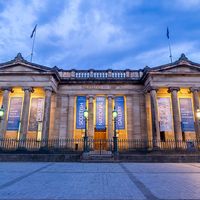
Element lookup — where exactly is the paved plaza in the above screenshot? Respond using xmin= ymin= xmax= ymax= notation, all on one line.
xmin=0 ymin=162 xmax=200 ymax=200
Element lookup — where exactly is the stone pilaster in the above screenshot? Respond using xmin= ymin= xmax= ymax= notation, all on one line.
xmin=190 ymin=87 xmax=200 ymax=139
xmin=149 ymin=87 xmax=160 ymax=144
xmin=42 ymin=87 xmax=53 ymax=140
xmin=0 ymin=87 xmax=12 ymax=139
xmin=87 ymin=95 xmax=94 ymax=138
xmin=59 ymin=95 xmax=69 ymax=139
xmin=168 ymin=87 xmax=182 ymax=141
xmin=132 ymin=93 xmax=142 ymax=140
xmin=126 ymin=95 xmax=133 ymax=140
xmin=107 ymin=95 xmax=114 ymax=139
xmin=19 ymin=87 xmax=33 ymax=140
xmin=67 ymin=95 xmax=74 ymax=139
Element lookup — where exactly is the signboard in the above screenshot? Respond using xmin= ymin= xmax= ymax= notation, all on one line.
xmin=76 ymin=96 xmax=86 ymax=129
xmin=28 ymin=98 xmax=44 ymax=131
xmin=179 ymin=98 xmax=195 ymax=131
xmin=115 ymin=96 xmax=125 ymax=130
xmin=7 ymin=97 xmax=23 ymax=131
xmin=96 ymin=96 xmax=106 ymax=129
xmin=157 ymin=97 xmax=173 ymax=131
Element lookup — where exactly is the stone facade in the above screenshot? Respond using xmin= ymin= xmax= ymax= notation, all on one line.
xmin=0 ymin=53 xmax=200 ymax=144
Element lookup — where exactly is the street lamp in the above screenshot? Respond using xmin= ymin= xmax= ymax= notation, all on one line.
xmin=83 ymin=107 xmax=88 ymax=152
xmin=112 ymin=106 xmax=118 ymax=154
xmin=197 ymin=109 xmax=200 ymax=120
xmin=0 ymin=105 xmax=4 ymax=121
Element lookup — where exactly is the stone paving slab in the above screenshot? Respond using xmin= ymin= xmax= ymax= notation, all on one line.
xmin=0 ymin=162 xmax=200 ymax=200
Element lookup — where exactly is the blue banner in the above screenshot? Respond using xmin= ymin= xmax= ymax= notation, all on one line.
xmin=7 ymin=97 xmax=22 ymax=131
xmin=76 ymin=96 xmax=86 ymax=129
xmin=115 ymin=96 xmax=125 ymax=130
xmin=96 ymin=96 xmax=106 ymax=129
xmin=179 ymin=98 xmax=195 ymax=131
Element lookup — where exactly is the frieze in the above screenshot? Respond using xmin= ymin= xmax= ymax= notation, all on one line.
xmin=82 ymin=85 xmax=111 ymax=90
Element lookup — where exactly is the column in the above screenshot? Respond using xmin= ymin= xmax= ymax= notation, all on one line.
xmin=0 ymin=87 xmax=12 ymax=139
xmin=67 ymin=95 xmax=74 ymax=139
xmin=19 ymin=87 xmax=33 ymax=140
xmin=107 ymin=95 xmax=114 ymax=139
xmin=88 ymin=95 xmax=94 ymax=138
xmin=149 ymin=87 xmax=160 ymax=144
xmin=42 ymin=87 xmax=53 ymax=141
xmin=168 ymin=87 xmax=182 ymax=141
xmin=190 ymin=87 xmax=200 ymax=139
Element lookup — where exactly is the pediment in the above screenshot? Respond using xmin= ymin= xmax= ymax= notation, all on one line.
xmin=0 ymin=64 xmax=47 ymax=73
xmin=0 ymin=53 xmax=53 ymax=73
xmin=148 ymin=53 xmax=200 ymax=74
xmin=157 ymin=64 xmax=200 ymax=73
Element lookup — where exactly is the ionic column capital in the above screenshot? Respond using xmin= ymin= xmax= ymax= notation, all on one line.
xmin=189 ymin=87 xmax=199 ymax=93
xmin=87 ymin=95 xmax=95 ymax=102
xmin=1 ymin=87 xmax=13 ymax=93
xmin=168 ymin=87 xmax=180 ymax=93
xmin=22 ymin=87 xmax=34 ymax=93
xmin=146 ymin=86 xmax=159 ymax=93
xmin=107 ymin=95 xmax=114 ymax=99
xmin=44 ymin=86 xmax=53 ymax=92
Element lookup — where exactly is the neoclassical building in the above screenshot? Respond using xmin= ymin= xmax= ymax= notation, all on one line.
xmin=0 ymin=53 xmax=199 ymax=146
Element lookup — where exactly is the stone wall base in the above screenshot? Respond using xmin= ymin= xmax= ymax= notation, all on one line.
xmin=0 ymin=153 xmax=200 ymax=162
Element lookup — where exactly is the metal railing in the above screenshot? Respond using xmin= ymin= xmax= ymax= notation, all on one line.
xmin=0 ymin=139 xmax=200 ymax=153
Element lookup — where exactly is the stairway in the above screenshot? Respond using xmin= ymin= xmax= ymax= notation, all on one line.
xmin=81 ymin=150 xmax=116 ymax=162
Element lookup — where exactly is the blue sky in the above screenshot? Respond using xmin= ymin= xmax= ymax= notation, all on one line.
xmin=0 ymin=0 xmax=200 ymax=70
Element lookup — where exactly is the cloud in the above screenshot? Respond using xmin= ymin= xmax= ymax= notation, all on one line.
xmin=111 ymin=41 xmax=199 ymax=69
xmin=0 ymin=0 xmax=47 ymax=61
xmin=165 ymin=0 xmax=200 ymax=10
xmin=37 ymin=0 xmax=146 ymax=68
xmin=0 ymin=0 xmax=199 ymax=70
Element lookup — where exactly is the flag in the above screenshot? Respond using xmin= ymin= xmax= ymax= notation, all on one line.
xmin=166 ymin=27 xmax=169 ymax=39
xmin=30 ymin=24 xmax=37 ymax=38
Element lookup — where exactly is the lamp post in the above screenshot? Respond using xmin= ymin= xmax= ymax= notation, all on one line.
xmin=83 ymin=107 xmax=88 ymax=152
xmin=0 ymin=105 xmax=4 ymax=140
xmin=196 ymin=109 xmax=200 ymax=140
xmin=0 ymin=105 xmax=4 ymax=151
xmin=112 ymin=107 xmax=118 ymax=154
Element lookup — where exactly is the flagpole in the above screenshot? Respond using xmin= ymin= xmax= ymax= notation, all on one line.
xmin=30 ymin=26 xmax=37 ymax=62
xmin=166 ymin=27 xmax=173 ymax=63
xmin=168 ymin=37 xmax=173 ymax=63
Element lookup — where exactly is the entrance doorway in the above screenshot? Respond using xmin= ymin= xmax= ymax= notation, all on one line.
xmin=94 ymin=128 xmax=107 ymax=150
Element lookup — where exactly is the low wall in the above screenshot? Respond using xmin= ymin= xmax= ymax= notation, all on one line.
xmin=0 ymin=152 xmax=199 ymax=162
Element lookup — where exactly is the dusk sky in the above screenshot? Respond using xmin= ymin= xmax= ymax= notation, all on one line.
xmin=0 ymin=0 xmax=200 ymax=70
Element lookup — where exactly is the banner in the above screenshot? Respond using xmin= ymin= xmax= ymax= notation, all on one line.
xmin=76 ymin=96 xmax=86 ymax=129
xmin=28 ymin=98 xmax=44 ymax=131
xmin=96 ymin=96 xmax=106 ymax=129
xmin=179 ymin=98 xmax=195 ymax=131
xmin=115 ymin=96 xmax=125 ymax=130
xmin=157 ymin=97 xmax=173 ymax=131
xmin=7 ymin=97 xmax=23 ymax=130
